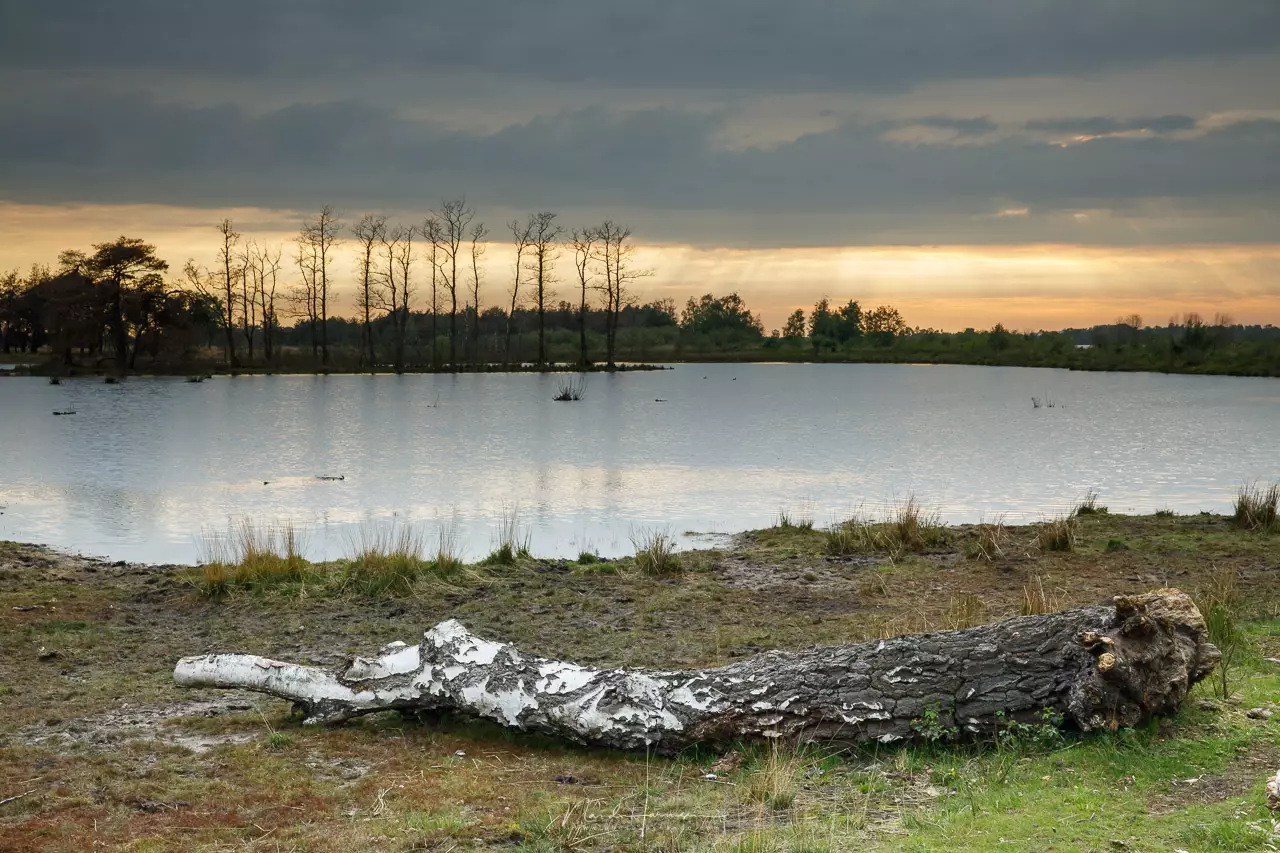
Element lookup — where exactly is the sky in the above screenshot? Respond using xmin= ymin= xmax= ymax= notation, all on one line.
xmin=1 ymin=1 xmax=1278 ymax=331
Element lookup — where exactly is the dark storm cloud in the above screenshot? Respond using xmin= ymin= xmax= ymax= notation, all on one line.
xmin=912 ymin=117 xmax=1000 ymax=137
xmin=1 ymin=1 xmax=1278 ymax=246
xmin=1 ymin=0 xmax=1278 ymax=92
xmin=1025 ymin=115 xmax=1200 ymax=135
xmin=2 ymin=89 xmax=1277 ymax=245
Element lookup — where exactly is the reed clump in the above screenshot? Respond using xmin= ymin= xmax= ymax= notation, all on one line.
xmin=1232 ymin=481 xmax=1279 ymax=533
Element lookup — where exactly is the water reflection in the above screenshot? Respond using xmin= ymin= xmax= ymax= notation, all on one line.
xmin=0 ymin=364 xmax=1276 ymax=564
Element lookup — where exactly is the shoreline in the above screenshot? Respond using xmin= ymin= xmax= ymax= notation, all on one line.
xmin=2 ymin=510 xmax=1278 ymax=850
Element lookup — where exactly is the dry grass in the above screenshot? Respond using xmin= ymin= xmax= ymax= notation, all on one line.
xmin=966 ymin=517 xmax=1010 ymax=561
xmin=632 ymin=528 xmax=682 ymax=575
xmin=1232 ymin=481 xmax=1279 ymax=532
xmin=943 ymin=592 xmax=988 ymax=630
xmin=1020 ymin=575 xmax=1064 ymax=615
xmin=742 ymin=742 xmax=808 ymax=812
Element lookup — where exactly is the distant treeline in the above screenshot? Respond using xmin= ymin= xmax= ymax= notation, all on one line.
xmin=2 ymin=222 xmax=1278 ymax=378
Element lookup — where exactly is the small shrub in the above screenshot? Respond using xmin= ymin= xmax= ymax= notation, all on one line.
xmin=1072 ymin=490 xmax=1107 ymax=516
xmin=632 ymin=528 xmax=682 ymax=575
xmin=1105 ymin=538 xmax=1128 ymax=552
xmin=1232 ymin=481 xmax=1279 ymax=532
xmin=996 ymin=708 xmax=1065 ymax=753
xmin=576 ymin=551 xmax=598 ymax=565
xmin=911 ymin=706 xmax=959 ymax=743
xmin=1035 ymin=515 xmax=1079 ymax=552
xmin=1155 ymin=507 xmax=1176 ymax=518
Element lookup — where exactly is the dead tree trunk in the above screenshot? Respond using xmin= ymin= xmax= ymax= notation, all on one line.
xmin=174 ymin=589 xmax=1217 ymax=754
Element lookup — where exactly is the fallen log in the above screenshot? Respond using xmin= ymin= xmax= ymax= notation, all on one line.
xmin=174 ymin=589 xmax=1218 ymax=753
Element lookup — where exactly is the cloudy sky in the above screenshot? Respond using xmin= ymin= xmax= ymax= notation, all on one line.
xmin=1 ymin=0 xmax=1279 ymax=329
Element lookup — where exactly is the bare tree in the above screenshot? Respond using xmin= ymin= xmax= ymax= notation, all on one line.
xmin=526 ymin=212 xmax=564 ymax=368
xmin=422 ymin=216 xmax=443 ymax=369
xmin=299 ymin=206 xmax=340 ymax=366
xmin=258 ymin=244 xmax=283 ymax=363
xmin=467 ymin=221 xmax=488 ymax=365
xmin=571 ymin=227 xmax=597 ymax=367
xmin=594 ymin=221 xmax=649 ymax=369
xmin=352 ymin=213 xmax=387 ymax=369
xmin=375 ymin=224 xmax=416 ymax=373
xmin=506 ymin=218 xmax=534 ymax=366
xmin=237 ymin=240 xmax=261 ymax=362
xmin=215 ymin=219 xmax=240 ymax=367
xmin=292 ymin=232 xmax=322 ymax=361
xmin=437 ymin=199 xmax=475 ymax=369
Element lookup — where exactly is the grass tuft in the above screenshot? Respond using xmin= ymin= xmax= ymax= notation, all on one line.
xmin=1231 ymin=481 xmax=1278 ymax=532
xmin=944 ymin=592 xmax=988 ymax=630
xmin=632 ymin=528 xmax=682 ymax=575
xmin=1035 ymin=514 xmax=1079 ymax=552
xmin=197 ymin=519 xmax=310 ymax=594
xmin=1072 ymin=490 xmax=1107 ymax=516
xmin=343 ymin=521 xmax=433 ymax=596
xmin=965 ymin=517 xmax=1009 ymax=561
xmin=742 ymin=742 xmax=806 ymax=812
xmin=483 ymin=501 xmax=532 ymax=565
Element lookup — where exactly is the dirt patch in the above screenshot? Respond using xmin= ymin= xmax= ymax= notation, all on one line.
xmin=714 ymin=550 xmax=884 ymax=591
xmin=1146 ymin=741 xmax=1280 ymax=815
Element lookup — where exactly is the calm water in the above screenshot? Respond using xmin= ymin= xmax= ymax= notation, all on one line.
xmin=1 ymin=364 xmax=1277 ymax=564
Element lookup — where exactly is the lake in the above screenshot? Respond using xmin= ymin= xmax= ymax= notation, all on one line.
xmin=1 ymin=364 xmax=1277 ymax=564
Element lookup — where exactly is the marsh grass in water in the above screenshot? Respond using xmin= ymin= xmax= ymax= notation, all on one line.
xmin=552 ymin=374 xmax=586 ymax=401
xmin=1232 ymin=481 xmax=1279 ymax=533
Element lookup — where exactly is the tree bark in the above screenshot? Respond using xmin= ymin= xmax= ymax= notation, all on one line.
xmin=174 ymin=589 xmax=1218 ymax=754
